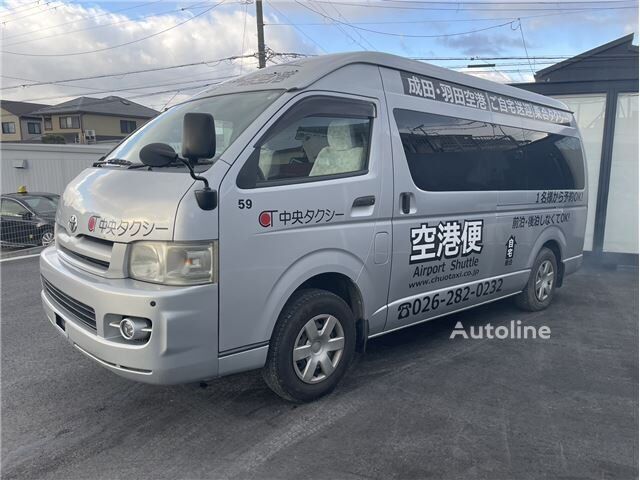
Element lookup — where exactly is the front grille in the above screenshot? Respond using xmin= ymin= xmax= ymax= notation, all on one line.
xmin=59 ymin=245 xmax=110 ymax=269
xmin=42 ymin=276 xmax=96 ymax=331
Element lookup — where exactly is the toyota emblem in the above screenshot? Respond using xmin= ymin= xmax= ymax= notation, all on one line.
xmin=68 ymin=215 xmax=78 ymax=234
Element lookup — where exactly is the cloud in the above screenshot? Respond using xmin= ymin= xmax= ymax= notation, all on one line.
xmin=436 ymin=31 xmax=523 ymax=56
xmin=0 ymin=0 xmax=311 ymax=109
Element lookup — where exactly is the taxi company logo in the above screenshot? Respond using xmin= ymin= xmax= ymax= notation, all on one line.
xmin=88 ymin=215 xmax=98 ymax=232
xmin=68 ymin=215 xmax=78 ymax=233
xmin=259 ymin=210 xmax=274 ymax=228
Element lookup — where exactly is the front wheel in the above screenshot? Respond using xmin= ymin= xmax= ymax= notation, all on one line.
xmin=515 ymin=247 xmax=558 ymax=311
xmin=40 ymin=228 xmax=54 ymax=247
xmin=263 ymin=289 xmax=356 ymax=402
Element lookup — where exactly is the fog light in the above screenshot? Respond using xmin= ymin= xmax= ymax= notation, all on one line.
xmin=119 ymin=317 xmax=151 ymax=341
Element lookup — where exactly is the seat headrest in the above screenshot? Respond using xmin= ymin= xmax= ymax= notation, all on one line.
xmin=327 ymin=119 xmax=356 ymax=150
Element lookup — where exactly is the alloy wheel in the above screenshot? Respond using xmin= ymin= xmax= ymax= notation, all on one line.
xmin=535 ymin=259 xmax=554 ymax=301
xmin=292 ymin=314 xmax=345 ymax=384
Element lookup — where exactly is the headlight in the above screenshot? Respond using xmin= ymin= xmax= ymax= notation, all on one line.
xmin=129 ymin=241 xmax=217 ymax=286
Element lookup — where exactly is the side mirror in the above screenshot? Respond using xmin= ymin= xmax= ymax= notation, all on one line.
xmin=182 ymin=113 xmax=216 ymax=161
xmin=139 ymin=143 xmax=177 ymax=167
xmin=21 ymin=211 xmax=33 ymax=220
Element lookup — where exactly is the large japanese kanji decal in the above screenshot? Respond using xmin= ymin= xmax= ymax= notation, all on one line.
xmin=399 ymin=71 xmax=572 ymax=126
xmin=410 ymin=219 xmax=483 ymax=264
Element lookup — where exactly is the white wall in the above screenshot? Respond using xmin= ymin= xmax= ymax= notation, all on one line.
xmin=603 ymin=93 xmax=639 ymax=254
xmin=553 ymin=94 xmax=607 ymax=251
xmin=0 ymin=143 xmax=113 ymax=195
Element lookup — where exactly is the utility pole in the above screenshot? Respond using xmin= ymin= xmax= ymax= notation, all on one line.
xmin=255 ymin=0 xmax=266 ymax=68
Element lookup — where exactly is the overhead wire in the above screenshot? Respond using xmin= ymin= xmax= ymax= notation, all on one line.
xmin=1 ymin=0 xmax=227 ymax=56
xmin=294 ymin=1 xmax=519 ymax=38
xmin=3 ymin=0 xmax=218 ymax=47
xmin=0 ymin=54 xmax=257 ymax=91
xmin=2 ymin=0 xmax=164 ymax=41
xmin=266 ymin=0 xmax=328 ymax=53
xmin=301 ymin=0 xmax=638 ymax=12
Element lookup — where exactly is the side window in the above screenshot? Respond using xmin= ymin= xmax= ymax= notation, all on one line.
xmin=393 ymin=109 xmax=497 ymax=191
xmin=393 ymin=108 xmax=585 ymax=192
xmin=1 ymin=199 xmax=29 ymax=217
xmin=520 ymin=130 xmax=585 ymax=190
xmin=238 ymin=97 xmax=374 ymax=188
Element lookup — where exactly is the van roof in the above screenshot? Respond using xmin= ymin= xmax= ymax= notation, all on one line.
xmin=191 ymin=52 xmax=570 ymax=112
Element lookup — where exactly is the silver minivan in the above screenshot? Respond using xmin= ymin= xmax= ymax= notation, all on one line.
xmin=40 ymin=53 xmax=587 ymax=402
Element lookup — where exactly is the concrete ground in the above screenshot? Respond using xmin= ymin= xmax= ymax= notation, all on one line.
xmin=1 ymin=257 xmax=638 ymax=480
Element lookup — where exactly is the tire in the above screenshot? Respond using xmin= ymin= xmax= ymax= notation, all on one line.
xmin=515 ymin=247 xmax=558 ymax=312
xmin=40 ymin=228 xmax=54 ymax=247
xmin=263 ymin=288 xmax=356 ymax=403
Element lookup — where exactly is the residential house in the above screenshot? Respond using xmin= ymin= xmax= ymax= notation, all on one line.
xmin=32 ymin=96 xmax=159 ymax=144
xmin=0 ymin=100 xmax=49 ymax=142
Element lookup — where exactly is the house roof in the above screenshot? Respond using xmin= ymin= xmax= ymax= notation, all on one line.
xmin=32 ymin=96 xmax=159 ymax=118
xmin=1 ymin=100 xmax=50 ymax=117
xmin=535 ymin=33 xmax=638 ymax=79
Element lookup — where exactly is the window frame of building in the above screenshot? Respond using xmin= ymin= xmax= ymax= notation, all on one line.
xmin=44 ymin=117 xmax=52 ymax=130
xmin=27 ymin=122 xmax=41 ymax=134
xmin=2 ymin=122 xmax=16 ymax=134
xmin=120 ymin=120 xmax=137 ymax=134
xmin=59 ymin=116 xmax=80 ymax=129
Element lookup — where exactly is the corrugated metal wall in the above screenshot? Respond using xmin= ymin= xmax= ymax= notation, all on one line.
xmin=1 ymin=143 xmax=113 ymax=194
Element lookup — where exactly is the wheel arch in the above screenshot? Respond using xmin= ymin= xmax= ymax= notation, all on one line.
xmin=528 ymin=226 xmax=566 ymax=287
xmin=260 ymin=249 xmax=373 ymax=352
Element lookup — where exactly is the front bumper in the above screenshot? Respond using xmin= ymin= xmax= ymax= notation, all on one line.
xmin=40 ymin=246 xmax=219 ymax=384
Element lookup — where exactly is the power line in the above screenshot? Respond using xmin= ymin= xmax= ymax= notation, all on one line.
xmin=302 ymin=1 xmax=638 ymax=12
xmin=3 ymin=0 xmax=216 ymax=47
xmin=0 ymin=0 xmax=54 ymax=18
xmin=1 ymin=0 xmax=227 ymax=56
xmin=295 ymin=2 xmax=519 ymax=38
xmin=515 ymin=18 xmax=536 ymax=75
xmin=2 ymin=0 xmax=164 ymax=41
xmin=266 ymin=0 xmax=328 ymax=53
xmin=0 ymin=0 xmax=73 ymax=24
xmin=377 ymin=0 xmax=632 ymax=4
xmin=325 ymin=0 xmax=377 ymax=50
xmin=306 ymin=0 xmax=368 ymax=50
xmin=0 ymin=54 xmax=256 ymax=91
xmin=240 ymin=0 xmax=249 ymax=73
xmin=15 ymin=72 xmax=241 ymax=103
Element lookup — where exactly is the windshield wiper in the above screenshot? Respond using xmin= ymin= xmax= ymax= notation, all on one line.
xmin=93 ymin=158 xmax=148 ymax=169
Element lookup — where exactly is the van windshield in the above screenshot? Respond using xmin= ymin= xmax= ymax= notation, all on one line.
xmin=105 ymin=90 xmax=283 ymax=167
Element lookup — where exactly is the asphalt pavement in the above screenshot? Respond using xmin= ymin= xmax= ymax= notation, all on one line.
xmin=1 ymin=256 xmax=638 ymax=480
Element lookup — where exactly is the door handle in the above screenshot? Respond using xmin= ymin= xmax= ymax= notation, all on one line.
xmin=400 ymin=192 xmax=411 ymax=214
xmin=352 ymin=195 xmax=376 ymax=208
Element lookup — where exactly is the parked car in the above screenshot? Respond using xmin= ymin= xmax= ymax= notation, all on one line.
xmin=1 ymin=192 xmax=59 ymax=247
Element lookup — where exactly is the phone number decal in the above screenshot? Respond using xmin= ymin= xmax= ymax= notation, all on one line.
xmin=397 ymin=279 xmax=503 ymax=321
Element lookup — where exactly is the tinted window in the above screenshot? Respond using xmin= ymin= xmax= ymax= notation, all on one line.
xmin=1 ymin=199 xmax=29 ymax=217
xmin=21 ymin=196 xmax=57 ymax=214
xmin=394 ymin=109 xmax=584 ymax=191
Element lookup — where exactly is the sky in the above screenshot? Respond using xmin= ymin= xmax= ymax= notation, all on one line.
xmin=0 ymin=0 xmax=638 ymax=110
